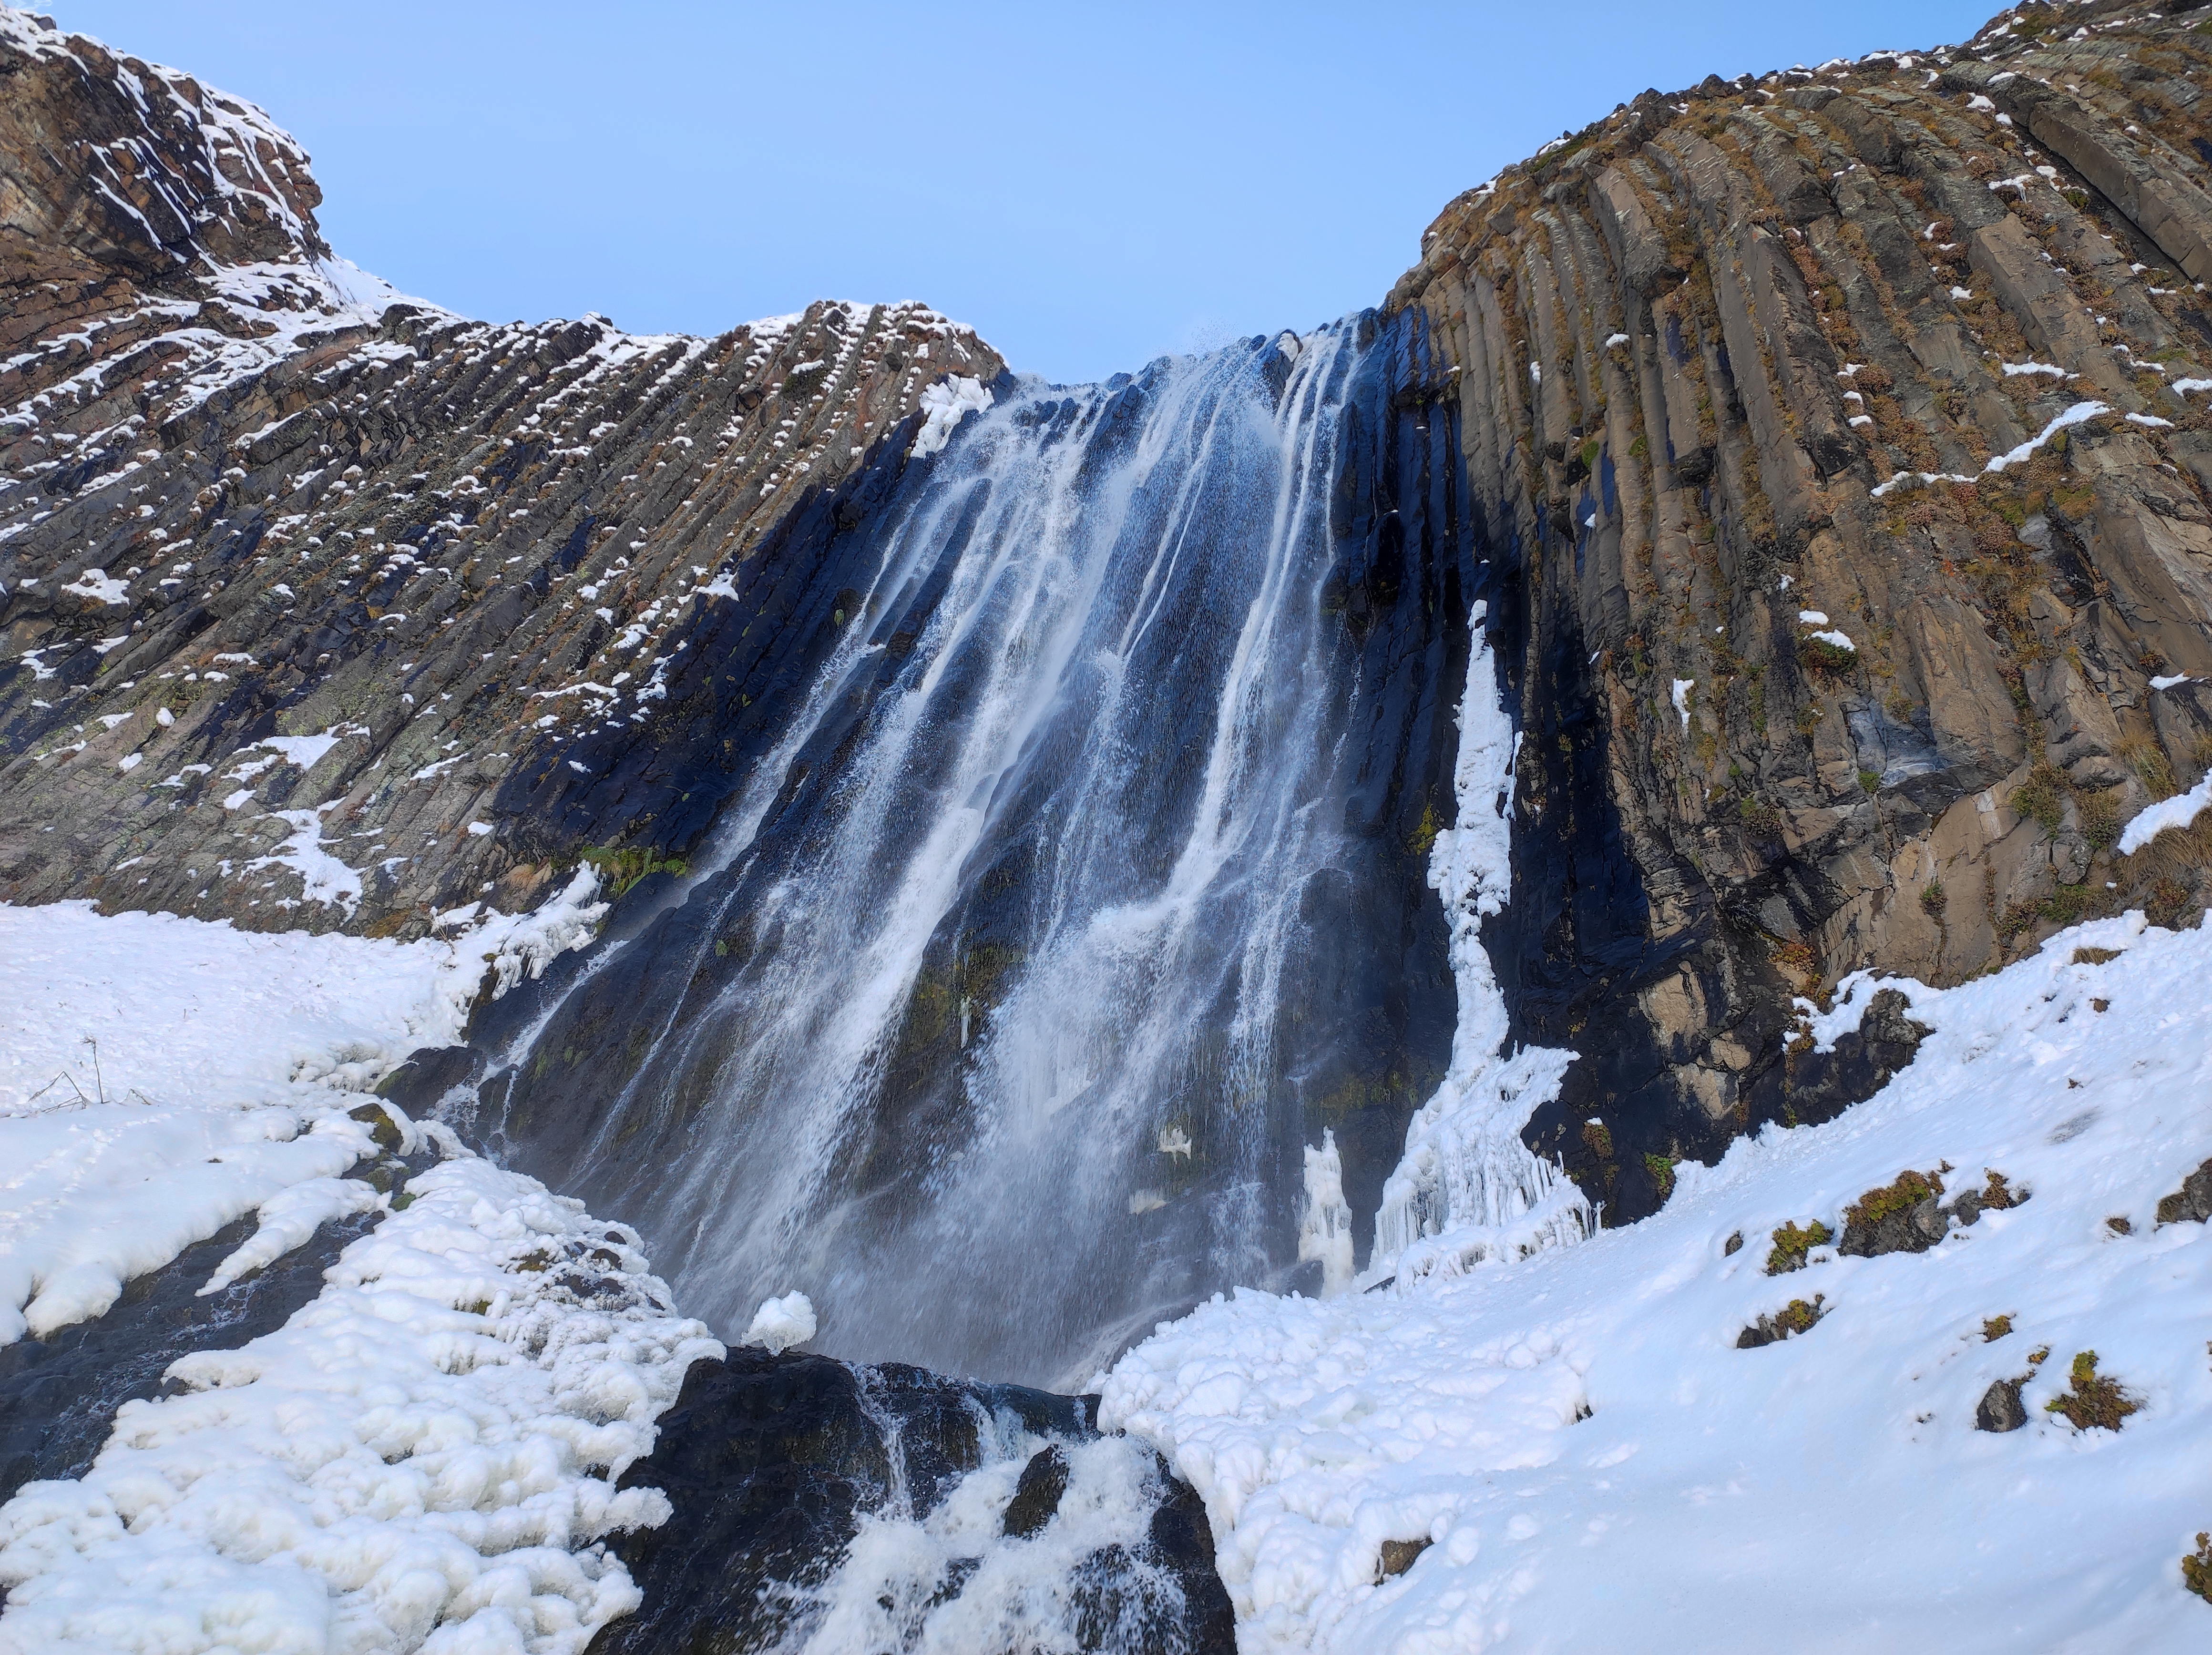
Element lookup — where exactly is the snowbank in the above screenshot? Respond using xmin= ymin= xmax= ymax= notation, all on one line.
xmin=1101 ymin=910 xmax=2212 ymax=1649
xmin=0 ymin=882 xmax=604 ymax=1346
xmin=0 ymin=1156 xmax=721 ymax=1655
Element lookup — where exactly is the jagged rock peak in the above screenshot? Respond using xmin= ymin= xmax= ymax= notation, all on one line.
xmin=0 ymin=6 xmax=1004 ymax=946
xmin=0 ymin=7 xmax=325 ymax=276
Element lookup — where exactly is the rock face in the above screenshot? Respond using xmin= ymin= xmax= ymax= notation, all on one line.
xmin=586 ymin=1349 xmax=1235 ymax=1655
xmin=1387 ymin=0 xmax=2212 ymax=1217
xmin=0 ymin=10 xmax=1002 ymax=946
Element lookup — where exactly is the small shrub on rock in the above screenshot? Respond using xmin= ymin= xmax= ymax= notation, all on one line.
xmin=1738 ymin=1296 xmax=1826 ymax=1349
xmin=1839 ymin=1168 xmax=1948 ymax=1256
xmin=1765 ymin=1219 xmax=1832 ymax=1274
xmin=2183 ymin=1534 xmax=2212 ymax=1604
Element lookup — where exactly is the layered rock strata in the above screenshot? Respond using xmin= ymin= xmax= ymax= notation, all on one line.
xmin=0 ymin=10 xmax=1001 ymax=940
xmin=1387 ymin=0 xmax=2212 ymax=1215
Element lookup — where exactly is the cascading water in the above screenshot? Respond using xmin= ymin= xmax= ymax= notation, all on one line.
xmin=485 ymin=313 xmax=1522 ymax=1385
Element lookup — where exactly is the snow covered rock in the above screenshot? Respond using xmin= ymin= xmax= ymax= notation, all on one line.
xmin=0 ymin=1155 xmax=721 ymax=1655
xmin=742 ymin=1289 xmax=816 ymax=1354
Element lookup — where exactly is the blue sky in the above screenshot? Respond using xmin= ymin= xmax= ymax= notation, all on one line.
xmin=57 ymin=2 xmax=1997 ymax=384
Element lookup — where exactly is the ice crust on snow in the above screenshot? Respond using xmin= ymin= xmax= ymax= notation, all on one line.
xmin=195 ymin=1174 xmax=382 ymax=1296
xmin=1102 ymin=908 xmax=2212 ymax=1650
xmin=0 ymin=1154 xmax=721 ymax=1655
xmin=910 ymin=375 xmax=991 ymax=458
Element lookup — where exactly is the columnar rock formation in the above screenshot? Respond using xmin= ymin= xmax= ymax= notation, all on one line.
xmin=0 ymin=10 xmax=1001 ymax=939
xmin=1388 ymin=0 xmax=2212 ymax=1214
xmin=5 ymin=0 xmax=2212 ymax=1241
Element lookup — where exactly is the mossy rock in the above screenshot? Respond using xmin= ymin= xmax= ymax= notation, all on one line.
xmin=347 ymin=1101 xmax=403 ymax=1153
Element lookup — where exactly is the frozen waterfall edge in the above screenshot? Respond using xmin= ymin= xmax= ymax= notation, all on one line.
xmin=1364 ymin=600 xmax=1593 ymax=1285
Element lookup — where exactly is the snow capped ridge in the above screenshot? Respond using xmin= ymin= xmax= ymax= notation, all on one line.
xmin=1366 ymin=603 xmax=1593 ymax=1286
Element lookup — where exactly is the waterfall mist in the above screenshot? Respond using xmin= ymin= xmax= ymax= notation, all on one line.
xmin=483 ymin=316 xmax=1475 ymax=1386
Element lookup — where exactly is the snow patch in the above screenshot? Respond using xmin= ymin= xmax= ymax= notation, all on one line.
xmin=743 ymin=1290 xmax=817 ymax=1354
xmin=911 ymin=375 xmax=991 ymax=459
xmin=2117 ymin=771 xmax=2212 ymax=855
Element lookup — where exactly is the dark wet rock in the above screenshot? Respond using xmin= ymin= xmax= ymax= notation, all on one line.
xmin=2156 ymin=1158 xmax=2212 ymax=1226
xmin=347 ymin=1100 xmax=404 ymax=1153
xmin=588 ymin=1348 xmax=1232 ymax=1655
xmin=374 ymin=1043 xmax=480 ymax=1113
xmin=1976 ymin=1378 xmax=2029 ymax=1433
xmin=1004 ymin=1442 xmax=1071 ymax=1538
xmin=0 ymin=1198 xmax=378 ymax=1503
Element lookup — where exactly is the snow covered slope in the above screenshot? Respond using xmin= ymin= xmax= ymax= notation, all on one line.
xmin=0 ymin=892 xmax=720 ymax=1653
xmin=0 ymin=883 xmax=602 ymax=1345
xmin=1101 ymin=908 xmax=2212 ymax=1650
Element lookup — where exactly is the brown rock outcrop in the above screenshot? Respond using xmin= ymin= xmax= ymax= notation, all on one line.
xmin=0 ymin=11 xmax=1002 ymax=939
xmin=1388 ymin=0 xmax=2212 ymax=1214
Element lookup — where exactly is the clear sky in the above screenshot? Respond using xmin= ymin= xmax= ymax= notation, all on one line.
xmin=52 ymin=1 xmax=1998 ymax=385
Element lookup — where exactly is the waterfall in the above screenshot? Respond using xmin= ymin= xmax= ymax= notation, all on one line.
xmin=497 ymin=322 xmax=1439 ymax=1386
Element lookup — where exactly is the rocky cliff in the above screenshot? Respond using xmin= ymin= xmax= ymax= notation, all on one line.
xmin=1389 ymin=0 xmax=2212 ymax=1217
xmin=0 ymin=9 xmax=1001 ymax=943
xmin=5 ymin=0 xmax=2212 ymax=1238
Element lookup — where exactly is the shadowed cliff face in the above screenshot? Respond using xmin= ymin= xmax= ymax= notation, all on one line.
xmin=1390 ymin=0 xmax=2212 ymax=1218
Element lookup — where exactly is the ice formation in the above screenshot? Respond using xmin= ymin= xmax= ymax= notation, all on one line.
xmin=1368 ymin=603 xmax=1592 ymax=1283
